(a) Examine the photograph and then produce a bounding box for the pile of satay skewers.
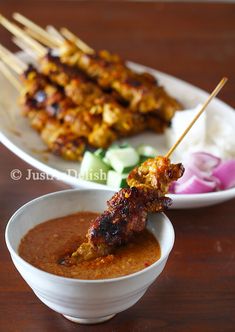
[0,13,182,160]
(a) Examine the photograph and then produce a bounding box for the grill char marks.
[45,52,88,83]
[88,187,172,247]
[72,157,184,261]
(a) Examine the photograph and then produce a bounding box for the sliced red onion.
[185,152,221,176]
[174,175,217,194]
[169,182,176,193]
[212,160,235,190]
[176,166,196,185]
[171,152,235,194]
[209,175,222,191]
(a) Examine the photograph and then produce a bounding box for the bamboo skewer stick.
[22,27,58,50]
[0,59,19,125]
[46,25,65,43]
[25,27,56,49]
[0,14,46,57]
[60,27,94,54]
[13,12,94,55]
[0,44,26,74]
[0,51,22,75]
[165,77,228,159]
[13,12,60,48]
[0,43,25,68]
[12,37,39,60]
[0,60,21,90]
[11,35,44,59]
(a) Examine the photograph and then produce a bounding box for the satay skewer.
[0,60,20,126]
[0,44,28,75]
[13,12,94,55]
[0,44,147,153]
[12,37,38,60]
[12,12,59,48]
[0,15,228,151]
[165,77,228,159]
[0,60,21,91]
[74,78,228,261]
[24,27,56,49]
[0,14,46,57]
[13,12,94,54]
[0,52,88,160]
[7,13,182,121]
[46,25,65,43]
[0,43,26,71]
[0,15,167,135]
[7,32,149,139]
[0,44,27,73]
[60,27,94,54]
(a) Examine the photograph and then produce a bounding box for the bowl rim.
[5,188,175,284]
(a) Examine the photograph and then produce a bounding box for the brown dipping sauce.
[19,212,161,280]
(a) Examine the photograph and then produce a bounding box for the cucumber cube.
[80,151,109,184]
[105,147,139,174]
[137,144,158,158]
[107,170,128,189]
[94,148,106,159]
[109,142,130,150]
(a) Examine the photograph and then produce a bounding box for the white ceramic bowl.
[5,189,175,324]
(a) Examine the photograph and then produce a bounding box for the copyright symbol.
[10,169,22,181]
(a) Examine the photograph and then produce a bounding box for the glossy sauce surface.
[19,211,161,280]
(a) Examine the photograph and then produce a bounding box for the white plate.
[0,54,235,209]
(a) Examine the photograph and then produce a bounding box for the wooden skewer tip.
[0,44,26,74]
[13,12,61,48]
[0,14,47,56]
[165,77,228,159]
[0,60,21,90]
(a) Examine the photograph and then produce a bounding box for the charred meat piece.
[39,55,152,137]
[40,119,86,160]
[19,67,86,160]
[72,157,184,260]
[20,65,168,152]
[60,41,182,121]
[87,187,171,248]
[127,156,185,194]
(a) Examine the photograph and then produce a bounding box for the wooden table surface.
[0,2,235,331]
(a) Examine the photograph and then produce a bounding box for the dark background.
[0,2,235,331]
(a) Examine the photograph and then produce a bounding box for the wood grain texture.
[0,2,235,331]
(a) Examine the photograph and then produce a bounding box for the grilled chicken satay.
[20,64,147,148]
[71,74,226,260]
[69,157,184,262]
[39,53,158,136]
[0,42,86,159]
[59,41,182,121]
[0,15,174,135]
[23,97,86,160]
[38,54,167,138]
[20,65,121,150]
[20,66,101,135]
[20,67,86,159]
[40,120,86,160]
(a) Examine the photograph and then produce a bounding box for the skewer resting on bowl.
[70,77,227,262]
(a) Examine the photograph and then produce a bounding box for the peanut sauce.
[19,211,161,280]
